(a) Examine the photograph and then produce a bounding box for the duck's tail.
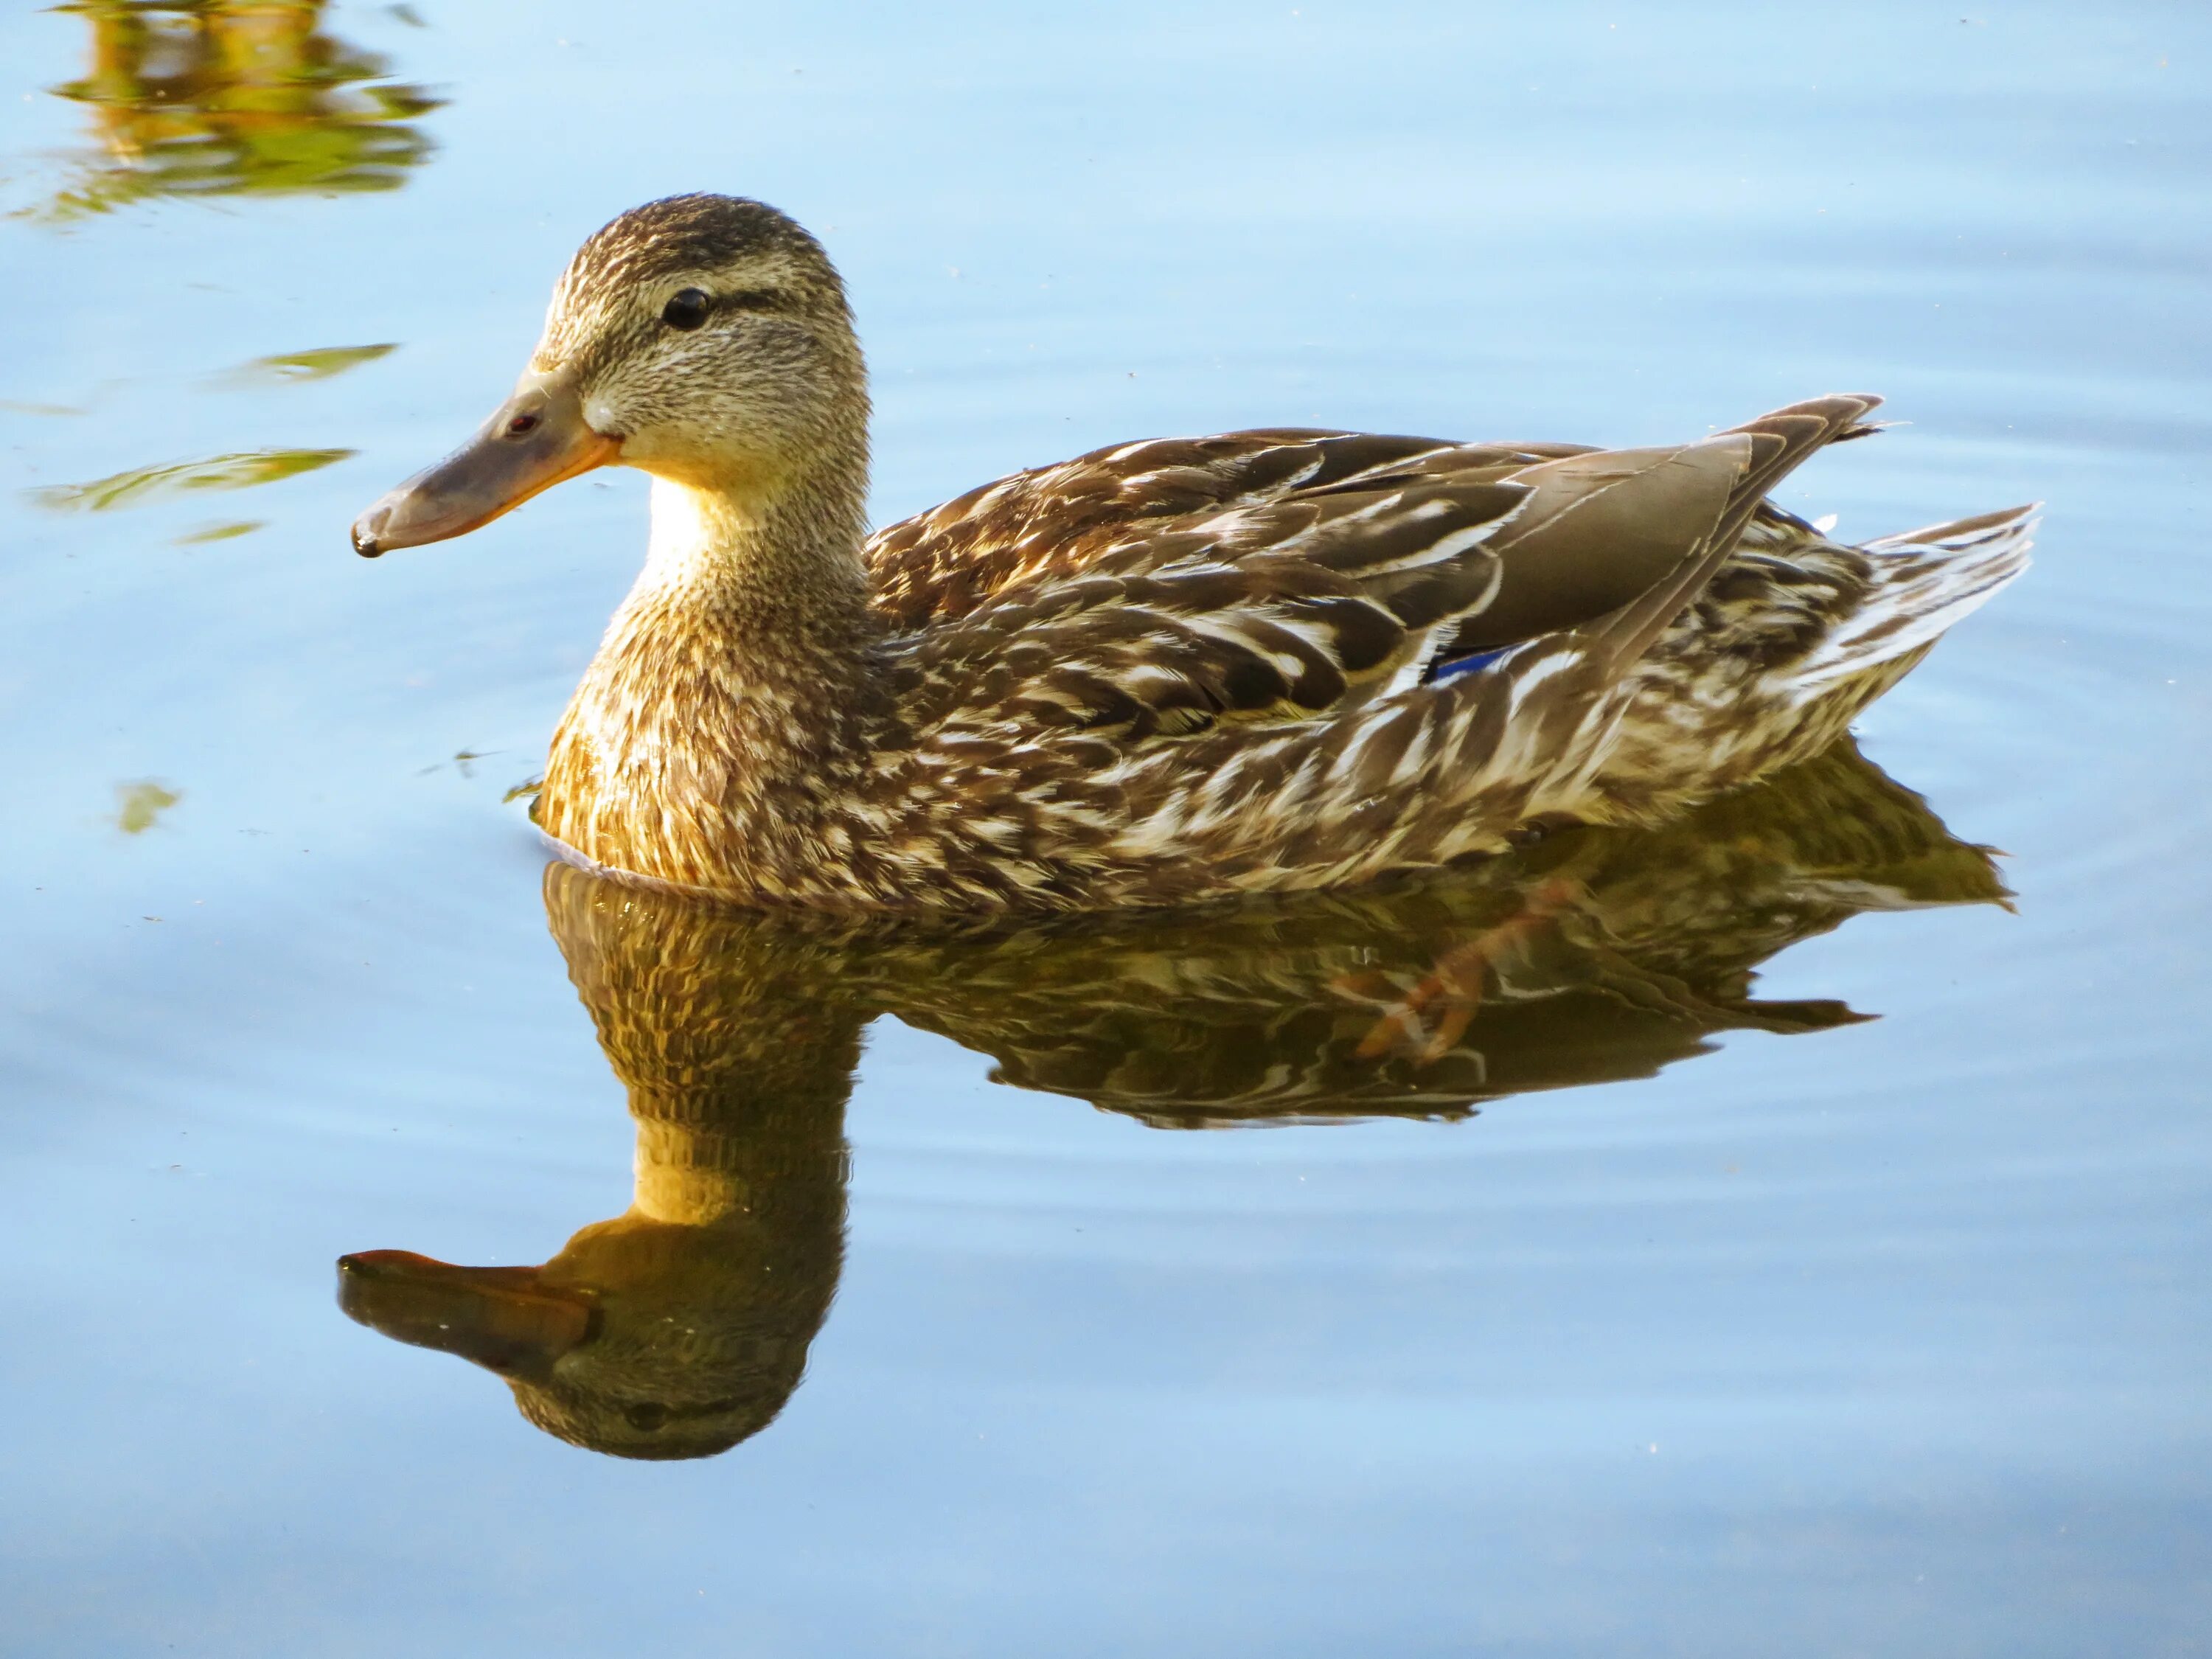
[1784,503,2038,698]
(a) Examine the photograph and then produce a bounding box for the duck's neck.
[618,978,856,1237]
[632,467,871,627]
[628,1084,852,1231]
[543,462,884,891]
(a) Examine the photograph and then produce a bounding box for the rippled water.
[2,3,2208,1654]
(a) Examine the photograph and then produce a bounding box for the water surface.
[1,3,2208,1655]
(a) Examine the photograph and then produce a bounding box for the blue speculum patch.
[1429,646,1512,682]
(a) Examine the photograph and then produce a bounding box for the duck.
[351,192,2034,912]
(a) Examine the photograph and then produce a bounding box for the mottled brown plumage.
[352,194,2034,911]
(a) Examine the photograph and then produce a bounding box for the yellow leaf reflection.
[217,344,397,387]
[116,782,181,834]
[174,520,264,544]
[27,1,444,222]
[34,448,352,512]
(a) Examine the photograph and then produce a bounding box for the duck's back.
[863,428,1594,635]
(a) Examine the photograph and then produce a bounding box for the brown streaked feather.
[887,475,1537,742]
[866,431,1476,628]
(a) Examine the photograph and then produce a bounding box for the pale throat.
[629,463,871,610]
[637,473,779,593]
[630,1115,750,1226]
[543,451,880,878]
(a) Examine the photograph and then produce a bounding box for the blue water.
[1,3,2208,1654]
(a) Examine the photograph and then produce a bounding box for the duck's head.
[351,192,866,557]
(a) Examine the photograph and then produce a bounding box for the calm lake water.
[2,3,2208,1654]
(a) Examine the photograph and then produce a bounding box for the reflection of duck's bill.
[336,1250,597,1382]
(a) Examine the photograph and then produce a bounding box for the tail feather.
[1789,504,2038,696]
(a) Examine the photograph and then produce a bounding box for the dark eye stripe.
[722,289,781,312]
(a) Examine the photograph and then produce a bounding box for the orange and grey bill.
[351,366,617,557]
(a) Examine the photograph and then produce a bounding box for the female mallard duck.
[352,193,2032,912]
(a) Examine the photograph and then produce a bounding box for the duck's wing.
[888,397,1880,750]
[864,429,1594,630]
[886,467,1538,741]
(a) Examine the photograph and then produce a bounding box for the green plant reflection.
[338,742,2009,1460]
[115,779,181,832]
[32,446,351,512]
[215,343,397,387]
[31,0,441,220]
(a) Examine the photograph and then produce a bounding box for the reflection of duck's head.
[340,1203,832,1462]
[341,867,858,1459]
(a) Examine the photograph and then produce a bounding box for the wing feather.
[888,476,1538,742]
[872,399,1887,883]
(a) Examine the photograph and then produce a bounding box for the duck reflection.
[341,902,852,1459]
[339,742,2007,1458]
[38,1,440,219]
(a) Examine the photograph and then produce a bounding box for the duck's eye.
[660,288,711,330]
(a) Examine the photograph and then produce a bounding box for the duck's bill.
[337,1249,597,1381]
[350,369,617,557]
